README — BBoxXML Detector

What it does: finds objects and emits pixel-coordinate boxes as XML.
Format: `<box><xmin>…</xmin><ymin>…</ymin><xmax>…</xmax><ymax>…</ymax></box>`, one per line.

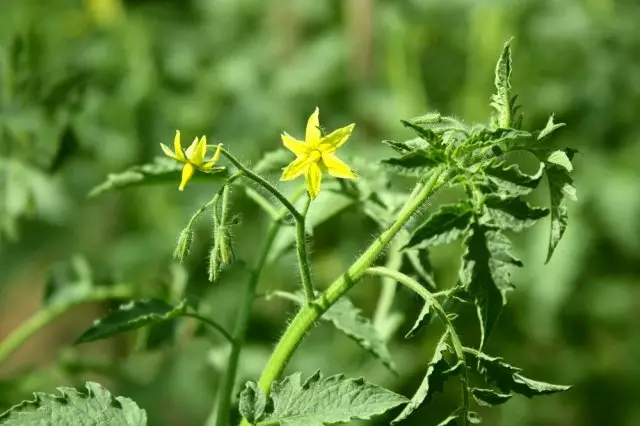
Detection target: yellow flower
<box><xmin>280</xmin><ymin>107</ymin><xmax>356</xmax><ymax>199</ymax></box>
<box><xmin>160</xmin><ymin>131</ymin><xmax>223</xmax><ymax>191</ymax></box>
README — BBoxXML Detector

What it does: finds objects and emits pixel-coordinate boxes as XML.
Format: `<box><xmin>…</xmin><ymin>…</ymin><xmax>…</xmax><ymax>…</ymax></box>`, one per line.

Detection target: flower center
<box><xmin>309</xmin><ymin>150</ymin><xmax>322</xmax><ymax>162</ymax></box>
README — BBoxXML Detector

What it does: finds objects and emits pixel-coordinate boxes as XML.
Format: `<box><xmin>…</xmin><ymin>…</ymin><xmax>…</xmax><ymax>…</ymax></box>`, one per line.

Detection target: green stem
<box><xmin>296</xmin><ymin>196</ymin><xmax>315</xmax><ymax>303</ymax></box>
<box><xmin>372</xmin><ymin>237</ymin><xmax>403</xmax><ymax>340</ymax></box>
<box><xmin>181</xmin><ymin>313</ymin><xmax>234</xmax><ymax>344</ymax></box>
<box><xmin>221</xmin><ymin>148</ymin><xmax>301</xmax><ymax>221</ymax></box>
<box><xmin>365</xmin><ymin>266</ymin><xmax>469</xmax><ymax>426</ymax></box>
<box><xmin>0</xmin><ymin>284</ymin><xmax>134</xmax><ymax>365</ymax></box>
<box><xmin>238</xmin><ymin>167</ymin><xmax>450</xmax><ymax>426</ymax></box>
<box><xmin>210</xmin><ymin>187</ymin><xmax>307</xmax><ymax>426</ymax></box>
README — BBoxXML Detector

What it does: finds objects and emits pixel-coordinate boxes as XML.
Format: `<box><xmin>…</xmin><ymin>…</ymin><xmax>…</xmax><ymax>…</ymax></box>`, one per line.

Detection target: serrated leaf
<box><xmin>490</xmin><ymin>38</ymin><xmax>517</xmax><ymax>129</ymax></box>
<box><xmin>483</xmin><ymin>160</ymin><xmax>543</xmax><ymax>196</ymax></box>
<box><xmin>459</xmin><ymin>226</ymin><xmax>522</xmax><ymax>348</ymax></box>
<box><xmin>401</xmin><ymin>120</ymin><xmax>441</xmax><ymax>143</ymax></box>
<box><xmin>546</xmin><ymin>150</ymin><xmax>573</xmax><ymax>172</ymax></box>
<box><xmin>271</xmin><ymin>293</ymin><xmax>395</xmax><ymax>372</ymax></box>
<box><xmin>544</xmin><ymin>158</ymin><xmax>577</xmax><ymax>263</ymax></box>
<box><xmin>471</xmin><ymin>388</ymin><xmax>512</xmax><ymax>406</ymax></box>
<box><xmin>382</xmin><ymin>139</ymin><xmax>412</xmax><ymax>153</ymax></box>
<box><xmin>239</xmin><ymin>382</ymin><xmax>267</xmax><ymax>424</ymax></box>
<box><xmin>255</xmin><ymin>371</ymin><xmax>407</xmax><ymax>426</ymax></box>
<box><xmin>254</xmin><ymin>148</ymin><xmax>292</xmax><ymax>174</ymax></box>
<box><xmin>381</xmin><ymin>150</ymin><xmax>442</xmax><ymax>176</ymax></box>
<box><xmin>0</xmin><ymin>382</ymin><xmax>146</xmax><ymax>425</ymax></box>
<box><xmin>482</xmin><ymin>195</ymin><xmax>549</xmax><ymax>231</ymax></box>
<box><xmin>89</xmin><ymin>157</ymin><xmax>226</xmax><ymax>197</ymax></box>
<box><xmin>76</xmin><ymin>299</ymin><xmax>188</xmax><ymax>344</ymax></box>
<box><xmin>537</xmin><ymin>114</ymin><xmax>565</xmax><ymax>141</ymax></box>
<box><xmin>465</xmin><ymin>349</ymin><xmax>571</xmax><ymax>398</ymax></box>
<box><xmin>408</xmin><ymin>114</ymin><xmax>468</xmax><ymax>135</ymax></box>
<box><xmin>392</xmin><ymin>333</ymin><xmax>457</xmax><ymax>424</ymax></box>
<box><xmin>404</xmin><ymin>203</ymin><xmax>473</xmax><ymax>249</ymax></box>
<box><xmin>405</xmin><ymin>297</ymin><xmax>434</xmax><ymax>339</ymax></box>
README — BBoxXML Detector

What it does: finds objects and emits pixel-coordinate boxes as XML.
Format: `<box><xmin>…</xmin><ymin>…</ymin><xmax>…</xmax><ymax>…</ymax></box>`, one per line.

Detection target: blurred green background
<box><xmin>1</xmin><ymin>0</ymin><xmax>639</xmax><ymax>425</ymax></box>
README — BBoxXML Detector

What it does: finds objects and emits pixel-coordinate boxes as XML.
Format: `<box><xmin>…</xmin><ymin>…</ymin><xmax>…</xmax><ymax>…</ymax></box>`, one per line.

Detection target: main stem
<box><xmin>239</xmin><ymin>167</ymin><xmax>448</xmax><ymax>425</ymax></box>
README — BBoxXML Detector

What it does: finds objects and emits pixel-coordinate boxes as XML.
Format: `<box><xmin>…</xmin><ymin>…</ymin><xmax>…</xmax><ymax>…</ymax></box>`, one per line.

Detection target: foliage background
<box><xmin>1</xmin><ymin>0</ymin><xmax>639</xmax><ymax>425</ymax></box>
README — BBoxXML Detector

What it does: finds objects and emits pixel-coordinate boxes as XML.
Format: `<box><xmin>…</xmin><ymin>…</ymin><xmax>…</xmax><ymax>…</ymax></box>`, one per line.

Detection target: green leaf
<box><xmin>89</xmin><ymin>157</ymin><xmax>226</xmax><ymax>197</ymax></box>
<box><xmin>271</xmin><ymin>292</ymin><xmax>396</xmax><ymax>372</ymax></box>
<box><xmin>254</xmin><ymin>371</ymin><xmax>407</xmax><ymax>426</ymax></box>
<box><xmin>472</xmin><ymin>388</ymin><xmax>513</xmax><ymax>406</ymax></box>
<box><xmin>459</xmin><ymin>226</ymin><xmax>522</xmax><ymax>348</ymax></box>
<box><xmin>404</xmin><ymin>203</ymin><xmax>473</xmax><ymax>249</ymax></box>
<box><xmin>0</xmin><ymin>382</ymin><xmax>147</xmax><ymax>425</ymax></box>
<box><xmin>382</xmin><ymin>139</ymin><xmax>412</xmax><ymax>153</ymax></box>
<box><xmin>381</xmin><ymin>149</ymin><xmax>443</xmax><ymax>176</ymax></box>
<box><xmin>544</xmin><ymin>157</ymin><xmax>577</xmax><ymax>263</ymax></box>
<box><xmin>76</xmin><ymin>299</ymin><xmax>188</xmax><ymax>344</ymax></box>
<box><xmin>537</xmin><ymin>114</ymin><xmax>565</xmax><ymax>141</ymax></box>
<box><xmin>546</xmin><ymin>150</ymin><xmax>573</xmax><ymax>172</ymax></box>
<box><xmin>483</xmin><ymin>160</ymin><xmax>544</xmax><ymax>196</ymax></box>
<box><xmin>408</xmin><ymin>113</ymin><xmax>468</xmax><ymax>135</ymax></box>
<box><xmin>405</xmin><ymin>297</ymin><xmax>434</xmax><ymax>339</ymax></box>
<box><xmin>392</xmin><ymin>333</ymin><xmax>458</xmax><ymax>424</ymax></box>
<box><xmin>239</xmin><ymin>382</ymin><xmax>267</xmax><ymax>424</ymax></box>
<box><xmin>436</xmin><ymin>412</ymin><xmax>460</xmax><ymax>426</ymax></box>
<box><xmin>490</xmin><ymin>38</ymin><xmax>518</xmax><ymax>129</ymax></box>
<box><xmin>482</xmin><ymin>195</ymin><xmax>549</xmax><ymax>231</ymax></box>
<box><xmin>465</xmin><ymin>349</ymin><xmax>572</xmax><ymax>398</ymax></box>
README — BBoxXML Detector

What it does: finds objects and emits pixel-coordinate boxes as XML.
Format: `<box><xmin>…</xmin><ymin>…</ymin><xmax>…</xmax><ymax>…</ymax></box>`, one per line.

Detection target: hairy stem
<box><xmin>221</xmin><ymin>148</ymin><xmax>301</xmax><ymax>221</ymax></box>
<box><xmin>0</xmin><ymin>284</ymin><xmax>134</xmax><ymax>365</ymax></box>
<box><xmin>296</xmin><ymin>196</ymin><xmax>315</xmax><ymax>303</ymax></box>
<box><xmin>238</xmin><ymin>167</ymin><xmax>450</xmax><ymax>426</ymax></box>
<box><xmin>210</xmin><ymin>187</ymin><xmax>306</xmax><ymax>426</ymax></box>
<box><xmin>365</xmin><ymin>266</ymin><xmax>469</xmax><ymax>426</ymax></box>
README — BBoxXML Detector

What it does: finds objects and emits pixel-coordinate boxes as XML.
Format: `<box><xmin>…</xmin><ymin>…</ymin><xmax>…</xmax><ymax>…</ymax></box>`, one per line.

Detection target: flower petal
<box><xmin>305</xmin><ymin>161</ymin><xmax>322</xmax><ymax>199</ymax></box>
<box><xmin>280</xmin><ymin>155</ymin><xmax>312</xmax><ymax>181</ymax></box>
<box><xmin>305</xmin><ymin>107</ymin><xmax>321</xmax><ymax>146</ymax></box>
<box><xmin>322</xmin><ymin>153</ymin><xmax>357</xmax><ymax>179</ymax></box>
<box><xmin>318</xmin><ymin>123</ymin><xmax>355</xmax><ymax>153</ymax></box>
<box><xmin>203</xmin><ymin>143</ymin><xmax>223</xmax><ymax>169</ymax></box>
<box><xmin>179</xmin><ymin>163</ymin><xmax>195</xmax><ymax>191</ymax></box>
<box><xmin>185</xmin><ymin>136</ymin><xmax>200</xmax><ymax>160</ymax></box>
<box><xmin>191</xmin><ymin>136</ymin><xmax>207</xmax><ymax>165</ymax></box>
<box><xmin>281</xmin><ymin>132</ymin><xmax>308</xmax><ymax>157</ymax></box>
<box><xmin>174</xmin><ymin>131</ymin><xmax>185</xmax><ymax>161</ymax></box>
<box><xmin>160</xmin><ymin>143</ymin><xmax>179</xmax><ymax>161</ymax></box>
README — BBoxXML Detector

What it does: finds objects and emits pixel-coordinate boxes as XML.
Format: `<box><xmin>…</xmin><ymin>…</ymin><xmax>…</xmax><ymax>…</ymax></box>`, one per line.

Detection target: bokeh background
<box><xmin>1</xmin><ymin>0</ymin><xmax>639</xmax><ymax>425</ymax></box>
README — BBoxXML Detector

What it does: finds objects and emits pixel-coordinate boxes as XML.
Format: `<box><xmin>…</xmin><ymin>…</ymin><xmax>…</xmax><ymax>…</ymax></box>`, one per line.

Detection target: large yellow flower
<box><xmin>280</xmin><ymin>107</ymin><xmax>356</xmax><ymax>199</ymax></box>
<box><xmin>161</xmin><ymin>131</ymin><xmax>223</xmax><ymax>191</ymax></box>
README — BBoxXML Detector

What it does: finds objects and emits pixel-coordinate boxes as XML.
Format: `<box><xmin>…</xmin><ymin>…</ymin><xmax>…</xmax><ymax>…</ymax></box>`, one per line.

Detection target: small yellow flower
<box><xmin>280</xmin><ymin>107</ymin><xmax>356</xmax><ymax>199</ymax></box>
<box><xmin>160</xmin><ymin>131</ymin><xmax>223</xmax><ymax>191</ymax></box>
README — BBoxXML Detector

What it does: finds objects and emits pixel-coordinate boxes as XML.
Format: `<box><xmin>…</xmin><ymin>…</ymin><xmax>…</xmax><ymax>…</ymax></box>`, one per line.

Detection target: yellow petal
<box><xmin>174</xmin><ymin>131</ymin><xmax>185</xmax><ymax>161</ymax></box>
<box><xmin>160</xmin><ymin>143</ymin><xmax>179</xmax><ymax>160</ymax></box>
<box><xmin>203</xmin><ymin>143</ymin><xmax>223</xmax><ymax>169</ymax></box>
<box><xmin>190</xmin><ymin>136</ymin><xmax>207</xmax><ymax>165</ymax></box>
<box><xmin>185</xmin><ymin>136</ymin><xmax>200</xmax><ymax>160</ymax></box>
<box><xmin>318</xmin><ymin>123</ymin><xmax>355</xmax><ymax>153</ymax></box>
<box><xmin>305</xmin><ymin>107</ymin><xmax>321</xmax><ymax>146</ymax></box>
<box><xmin>179</xmin><ymin>163</ymin><xmax>195</xmax><ymax>191</ymax></box>
<box><xmin>280</xmin><ymin>155</ymin><xmax>312</xmax><ymax>181</ymax></box>
<box><xmin>322</xmin><ymin>153</ymin><xmax>357</xmax><ymax>179</ymax></box>
<box><xmin>281</xmin><ymin>132</ymin><xmax>308</xmax><ymax>157</ymax></box>
<box><xmin>305</xmin><ymin>161</ymin><xmax>322</xmax><ymax>199</ymax></box>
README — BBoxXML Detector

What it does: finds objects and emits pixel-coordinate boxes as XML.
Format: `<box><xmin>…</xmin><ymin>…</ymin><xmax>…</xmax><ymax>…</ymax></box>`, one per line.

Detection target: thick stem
<box><xmin>365</xmin><ymin>267</ymin><xmax>469</xmax><ymax>426</ymax></box>
<box><xmin>239</xmin><ymin>167</ymin><xmax>449</xmax><ymax>426</ymax></box>
<box><xmin>0</xmin><ymin>284</ymin><xmax>134</xmax><ymax>365</ymax></box>
<box><xmin>296</xmin><ymin>196</ymin><xmax>315</xmax><ymax>302</ymax></box>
